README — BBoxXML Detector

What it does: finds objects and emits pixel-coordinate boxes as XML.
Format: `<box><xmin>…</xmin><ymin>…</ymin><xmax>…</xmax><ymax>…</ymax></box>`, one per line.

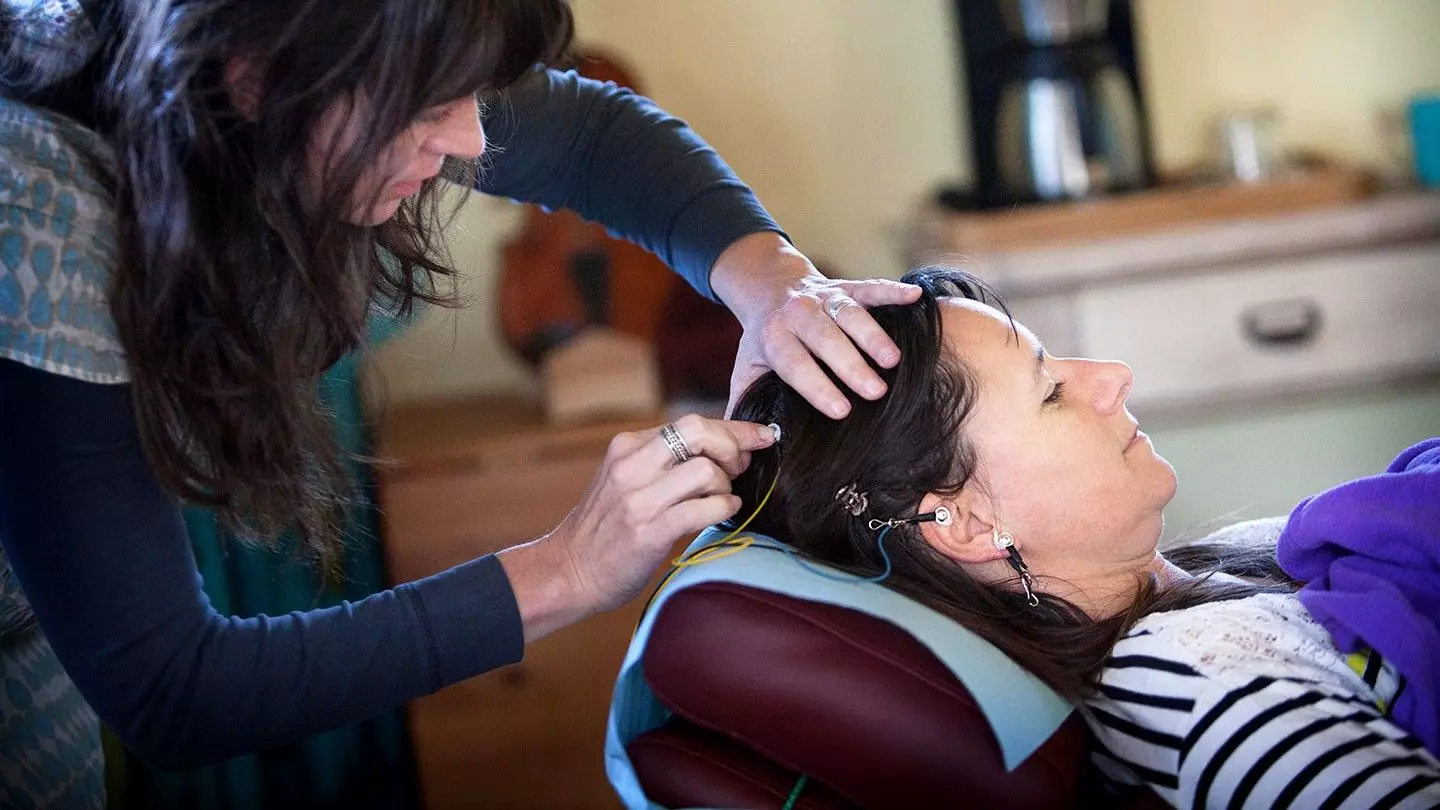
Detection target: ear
<box><xmin>223</xmin><ymin>55</ymin><xmax>263</xmax><ymax>121</ymax></box>
<box><xmin>916</xmin><ymin>490</ymin><xmax>1008</xmax><ymax>566</ymax></box>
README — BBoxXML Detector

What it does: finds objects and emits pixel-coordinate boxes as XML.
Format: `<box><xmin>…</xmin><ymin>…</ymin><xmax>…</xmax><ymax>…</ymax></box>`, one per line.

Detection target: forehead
<box><xmin>936</xmin><ymin>297</ymin><xmax>1046</xmax><ymax>405</ymax></box>
<box><xmin>937</xmin><ymin>298</ymin><xmax>1038</xmax><ymax>356</ymax></box>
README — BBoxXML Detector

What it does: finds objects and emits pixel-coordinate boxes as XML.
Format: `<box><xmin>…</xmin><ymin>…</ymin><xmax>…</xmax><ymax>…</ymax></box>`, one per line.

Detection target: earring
<box><xmin>992</xmin><ymin>528</ymin><xmax>1040</xmax><ymax>607</ymax></box>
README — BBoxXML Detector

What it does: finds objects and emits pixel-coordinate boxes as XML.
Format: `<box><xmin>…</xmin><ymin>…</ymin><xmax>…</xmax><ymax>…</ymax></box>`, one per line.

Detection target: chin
<box><xmin>365</xmin><ymin>200</ymin><xmax>406</xmax><ymax>224</ymax></box>
<box><xmin>1158</xmin><ymin>455</ymin><xmax>1179</xmax><ymax>501</ymax></box>
<box><xmin>1138</xmin><ymin>452</ymin><xmax>1180</xmax><ymax>512</ymax></box>
<box><xmin>351</xmin><ymin>198</ymin><xmax>403</xmax><ymax>227</ymax></box>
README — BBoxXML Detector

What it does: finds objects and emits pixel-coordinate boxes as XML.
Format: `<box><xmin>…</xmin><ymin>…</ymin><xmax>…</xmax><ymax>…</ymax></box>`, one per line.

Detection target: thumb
<box><xmin>718</xmin><ymin>419</ymin><xmax>779</xmax><ymax>453</ymax></box>
<box><xmin>727</xmin><ymin>361</ymin><xmax>764</xmax><ymax>419</ymax></box>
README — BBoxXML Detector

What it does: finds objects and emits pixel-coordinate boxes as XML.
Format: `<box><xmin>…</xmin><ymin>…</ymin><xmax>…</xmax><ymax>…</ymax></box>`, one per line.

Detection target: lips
<box><xmin>1123</xmin><ymin>424</ymin><xmax>1142</xmax><ymax>452</ymax></box>
<box><xmin>388</xmin><ymin>178</ymin><xmax>427</xmax><ymax>199</ymax></box>
<box><xmin>391</xmin><ymin>169</ymin><xmax>441</xmax><ymax>196</ymax></box>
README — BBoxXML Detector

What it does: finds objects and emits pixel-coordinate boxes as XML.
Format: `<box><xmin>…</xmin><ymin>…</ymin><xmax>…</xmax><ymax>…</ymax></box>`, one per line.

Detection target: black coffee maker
<box><xmin>950</xmin><ymin>0</ymin><xmax>1153</xmax><ymax>208</ymax></box>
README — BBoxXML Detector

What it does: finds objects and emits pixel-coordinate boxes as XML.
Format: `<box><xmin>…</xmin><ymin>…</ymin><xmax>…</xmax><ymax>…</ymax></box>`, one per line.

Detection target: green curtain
<box><xmin>107</xmin><ymin>341</ymin><xmax>420</xmax><ymax>810</ymax></box>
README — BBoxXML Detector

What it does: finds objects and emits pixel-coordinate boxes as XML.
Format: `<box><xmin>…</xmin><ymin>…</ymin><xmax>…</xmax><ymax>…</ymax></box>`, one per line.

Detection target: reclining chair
<box><xmin>608</xmin><ymin>520</ymin><xmax>1284</xmax><ymax>809</ymax></box>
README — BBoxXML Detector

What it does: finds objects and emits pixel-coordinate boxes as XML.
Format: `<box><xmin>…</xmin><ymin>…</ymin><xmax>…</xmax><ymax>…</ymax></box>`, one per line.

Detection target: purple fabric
<box><xmin>1276</xmin><ymin>438</ymin><xmax>1440</xmax><ymax>756</ymax></box>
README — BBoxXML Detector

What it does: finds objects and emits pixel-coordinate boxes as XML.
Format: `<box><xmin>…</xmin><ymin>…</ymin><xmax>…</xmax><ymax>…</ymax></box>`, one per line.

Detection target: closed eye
<box><xmin>1044</xmin><ymin>380</ymin><xmax>1065</xmax><ymax>405</ymax></box>
<box><xmin>418</xmin><ymin>105</ymin><xmax>448</xmax><ymax>124</ymax></box>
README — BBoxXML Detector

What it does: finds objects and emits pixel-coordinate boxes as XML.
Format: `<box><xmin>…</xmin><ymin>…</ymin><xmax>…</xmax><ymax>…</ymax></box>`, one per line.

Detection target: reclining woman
<box><xmin>725</xmin><ymin>267</ymin><xmax>1440</xmax><ymax>810</ymax></box>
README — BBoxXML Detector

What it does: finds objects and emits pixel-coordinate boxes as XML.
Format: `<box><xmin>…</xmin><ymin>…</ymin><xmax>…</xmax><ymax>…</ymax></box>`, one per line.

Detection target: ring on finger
<box><xmin>659</xmin><ymin>422</ymin><xmax>693</xmax><ymax>465</ymax></box>
<box><xmin>825</xmin><ymin>297</ymin><xmax>851</xmax><ymax>322</ymax></box>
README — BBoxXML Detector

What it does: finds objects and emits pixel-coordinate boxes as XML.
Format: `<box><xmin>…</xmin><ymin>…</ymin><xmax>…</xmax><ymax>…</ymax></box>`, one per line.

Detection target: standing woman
<box><xmin>0</xmin><ymin>0</ymin><xmax>920</xmax><ymax>806</ymax></box>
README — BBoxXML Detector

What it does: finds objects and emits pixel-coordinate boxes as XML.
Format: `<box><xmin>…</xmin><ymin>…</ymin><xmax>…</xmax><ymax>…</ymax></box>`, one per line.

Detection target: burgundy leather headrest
<box><xmin>630</xmin><ymin>718</ymin><xmax>862</xmax><ymax>810</ymax></box>
<box><xmin>638</xmin><ymin>581</ymin><xmax>1084</xmax><ymax>809</ymax></box>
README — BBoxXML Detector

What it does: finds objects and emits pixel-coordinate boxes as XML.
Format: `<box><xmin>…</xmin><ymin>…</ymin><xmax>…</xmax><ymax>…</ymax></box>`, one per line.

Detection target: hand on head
<box><xmin>710</xmin><ymin>233</ymin><xmax>923</xmax><ymax>420</ymax></box>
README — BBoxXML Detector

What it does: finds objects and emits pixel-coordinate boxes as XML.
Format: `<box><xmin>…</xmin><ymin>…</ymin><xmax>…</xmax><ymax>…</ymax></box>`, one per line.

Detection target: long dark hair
<box><xmin>2</xmin><ymin>0</ymin><xmax>572</xmax><ymax>566</ymax></box>
<box><xmin>730</xmin><ymin>267</ymin><xmax>1293</xmax><ymax>701</ymax></box>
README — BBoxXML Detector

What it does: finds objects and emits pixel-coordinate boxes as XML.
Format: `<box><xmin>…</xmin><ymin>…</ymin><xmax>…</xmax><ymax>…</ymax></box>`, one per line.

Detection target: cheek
<box><xmin>349</xmin><ymin>137</ymin><xmax>418</xmax><ymax>224</ymax></box>
<box><xmin>365</xmin><ymin>139</ymin><xmax>409</xmax><ymax>188</ymax></box>
<box><xmin>968</xmin><ymin>415</ymin><xmax>1063</xmax><ymax>506</ymax></box>
<box><xmin>972</xmin><ymin>417</ymin><xmax>1133</xmax><ymax>532</ymax></box>
<box><xmin>304</xmin><ymin>114</ymin><xmax>341</xmax><ymax>195</ymax></box>
<box><xmin>387</xmin><ymin>127</ymin><xmax>427</xmax><ymax>172</ymax></box>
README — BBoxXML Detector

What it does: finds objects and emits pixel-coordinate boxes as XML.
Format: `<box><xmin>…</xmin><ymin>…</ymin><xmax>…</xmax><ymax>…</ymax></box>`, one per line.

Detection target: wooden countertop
<box><xmin>912</xmin><ymin>190</ymin><xmax>1440</xmax><ymax>297</ymax></box>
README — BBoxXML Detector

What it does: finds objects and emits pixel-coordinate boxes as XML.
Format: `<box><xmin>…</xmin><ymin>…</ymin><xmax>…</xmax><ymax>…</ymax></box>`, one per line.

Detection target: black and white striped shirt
<box><xmin>1083</xmin><ymin>593</ymin><xmax>1439</xmax><ymax>809</ymax></box>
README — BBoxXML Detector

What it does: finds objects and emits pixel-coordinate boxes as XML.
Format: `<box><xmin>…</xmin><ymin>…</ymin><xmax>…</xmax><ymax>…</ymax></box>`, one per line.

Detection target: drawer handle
<box><xmin>1241</xmin><ymin>299</ymin><xmax>1322</xmax><ymax>347</ymax></box>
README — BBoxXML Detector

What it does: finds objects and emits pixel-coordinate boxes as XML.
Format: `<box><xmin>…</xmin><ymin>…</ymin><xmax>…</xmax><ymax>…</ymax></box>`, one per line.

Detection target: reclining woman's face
<box><xmin>919</xmin><ymin>299</ymin><xmax>1179</xmax><ymax>607</ymax></box>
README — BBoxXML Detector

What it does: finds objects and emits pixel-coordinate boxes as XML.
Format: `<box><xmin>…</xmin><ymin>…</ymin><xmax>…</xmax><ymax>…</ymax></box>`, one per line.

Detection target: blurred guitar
<box><xmin>497</xmin><ymin>49</ymin><xmax>741</xmax><ymax>398</ymax></box>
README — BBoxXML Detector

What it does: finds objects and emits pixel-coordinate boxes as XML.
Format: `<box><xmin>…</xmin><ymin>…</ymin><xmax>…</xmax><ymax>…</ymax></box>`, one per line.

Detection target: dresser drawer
<box><xmin>1073</xmin><ymin>243</ymin><xmax>1440</xmax><ymax>412</ymax></box>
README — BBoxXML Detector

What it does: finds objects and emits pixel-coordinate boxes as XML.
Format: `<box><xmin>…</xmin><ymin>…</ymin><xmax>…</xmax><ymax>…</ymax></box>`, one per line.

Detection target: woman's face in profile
<box><xmin>306</xmin><ymin>93</ymin><xmax>485</xmax><ymax>226</ymax></box>
<box><xmin>938</xmin><ymin>298</ymin><xmax>1177</xmax><ymax>564</ymax></box>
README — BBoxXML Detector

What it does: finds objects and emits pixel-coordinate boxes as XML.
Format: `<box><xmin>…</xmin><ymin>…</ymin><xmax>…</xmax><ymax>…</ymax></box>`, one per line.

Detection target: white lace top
<box><xmin>1083</xmin><ymin>592</ymin><xmax>1438</xmax><ymax>809</ymax></box>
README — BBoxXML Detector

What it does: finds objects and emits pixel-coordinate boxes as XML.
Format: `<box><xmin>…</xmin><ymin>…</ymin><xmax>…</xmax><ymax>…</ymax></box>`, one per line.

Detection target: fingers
<box><xmin>643</xmin><ymin>456</ymin><xmax>733</xmax><ymax>517</ymax></box>
<box><xmin>620</xmin><ymin>456</ymin><xmax>739</xmax><ymax>549</ymax></box>
<box><xmin>617</xmin><ymin>415</ymin><xmax>776</xmax><ymax>482</ymax></box>
<box><xmin>828</xmin><ymin>296</ymin><xmax>901</xmax><ymax>369</ymax></box>
<box><xmin>837</xmin><ymin>280</ymin><xmax>921</xmax><ymax>371</ymax></box>
<box><xmin>763</xmin><ymin>327</ymin><xmax>852</xmax><ymax>418</ymax></box>
<box><xmin>662</xmin><ymin>493</ymin><xmax>743</xmax><ymax>538</ymax></box>
<box><xmin>759</xmin><ymin>280</ymin><xmax>919</xmax><ymax>416</ymax></box>
<box><xmin>790</xmin><ymin>298</ymin><xmax>889</xmax><ymax>403</ymax></box>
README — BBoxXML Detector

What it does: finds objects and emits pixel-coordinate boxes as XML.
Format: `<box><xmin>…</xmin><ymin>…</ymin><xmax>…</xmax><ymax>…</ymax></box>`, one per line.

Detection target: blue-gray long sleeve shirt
<box><xmin>0</xmin><ymin>68</ymin><xmax>780</xmax><ymax>769</ymax></box>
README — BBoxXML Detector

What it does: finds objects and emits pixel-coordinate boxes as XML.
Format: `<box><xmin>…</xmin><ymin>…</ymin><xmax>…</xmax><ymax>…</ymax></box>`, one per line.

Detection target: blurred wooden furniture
<box><xmin>916</xmin><ymin>166</ymin><xmax>1375</xmax><ymax>254</ymax></box>
<box><xmin>375</xmin><ymin>396</ymin><xmax>665</xmax><ymax>809</ymax></box>
<box><xmin>541</xmin><ymin>327</ymin><xmax>663</xmax><ymax>425</ymax></box>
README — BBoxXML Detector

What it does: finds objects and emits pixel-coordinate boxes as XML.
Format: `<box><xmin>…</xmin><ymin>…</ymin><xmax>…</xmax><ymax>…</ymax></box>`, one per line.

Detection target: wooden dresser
<box><xmin>374</xmin><ymin>396</ymin><xmax>669</xmax><ymax>809</ymax></box>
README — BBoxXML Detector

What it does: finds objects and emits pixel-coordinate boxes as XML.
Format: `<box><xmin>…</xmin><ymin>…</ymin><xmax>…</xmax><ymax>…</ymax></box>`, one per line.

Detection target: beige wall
<box><xmin>364</xmin><ymin>189</ymin><xmax>538</xmax><ymax>406</ymax></box>
<box><xmin>367</xmin><ymin>0</ymin><xmax>1440</xmax><ymax>405</ymax></box>
<box><xmin>566</xmin><ymin>0</ymin><xmax>972</xmax><ymax>280</ymax></box>
<box><xmin>1137</xmin><ymin>0</ymin><xmax>1440</xmax><ymax>176</ymax></box>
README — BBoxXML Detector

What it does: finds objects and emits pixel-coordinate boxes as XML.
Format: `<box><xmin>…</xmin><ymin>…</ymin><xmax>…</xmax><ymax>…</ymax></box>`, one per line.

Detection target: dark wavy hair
<box><xmin>729</xmin><ymin>267</ymin><xmax>1294</xmax><ymax>700</ymax></box>
<box><xmin>1</xmin><ymin>0</ymin><xmax>572</xmax><ymax>567</ymax></box>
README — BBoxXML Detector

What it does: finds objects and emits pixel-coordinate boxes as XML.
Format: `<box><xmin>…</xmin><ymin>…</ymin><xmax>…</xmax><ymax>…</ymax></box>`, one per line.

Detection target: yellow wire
<box><xmin>637</xmin><ymin>472</ymin><xmax>783</xmax><ymax>629</ymax></box>
<box><xmin>670</xmin><ymin>472</ymin><xmax>779</xmax><ymax>567</ymax></box>
<box><xmin>672</xmin><ymin>536</ymin><xmax>754</xmax><ymax>567</ymax></box>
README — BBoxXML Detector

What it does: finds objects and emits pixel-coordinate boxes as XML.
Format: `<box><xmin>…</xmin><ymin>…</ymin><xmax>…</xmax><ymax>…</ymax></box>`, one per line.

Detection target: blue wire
<box><xmin>779</xmin><ymin>525</ymin><xmax>894</xmax><ymax>584</ymax></box>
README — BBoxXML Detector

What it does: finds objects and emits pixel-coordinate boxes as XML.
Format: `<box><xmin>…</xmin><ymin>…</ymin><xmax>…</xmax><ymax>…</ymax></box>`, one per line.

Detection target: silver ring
<box><xmin>825</xmin><ymin>297</ymin><xmax>850</xmax><ymax>322</ymax></box>
<box><xmin>659</xmin><ymin>423</ymin><xmax>693</xmax><ymax>465</ymax></box>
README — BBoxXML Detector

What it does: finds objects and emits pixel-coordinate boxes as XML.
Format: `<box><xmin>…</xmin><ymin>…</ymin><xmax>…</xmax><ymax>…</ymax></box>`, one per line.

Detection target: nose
<box><xmin>428</xmin><ymin>95</ymin><xmax>485</xmax><ymax>160</ymax></box>
<box><xmin>1080</xmin><ymin>359</ymin><xmax>1133</xmax><ymax>415</ymax></box>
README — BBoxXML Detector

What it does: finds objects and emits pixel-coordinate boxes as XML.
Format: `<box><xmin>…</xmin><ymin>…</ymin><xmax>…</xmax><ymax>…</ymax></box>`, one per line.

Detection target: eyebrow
<box><xmin>1033</xmin><ymin>345</ymin><xmax>1046</xmax><ymax>390</ymax></box>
